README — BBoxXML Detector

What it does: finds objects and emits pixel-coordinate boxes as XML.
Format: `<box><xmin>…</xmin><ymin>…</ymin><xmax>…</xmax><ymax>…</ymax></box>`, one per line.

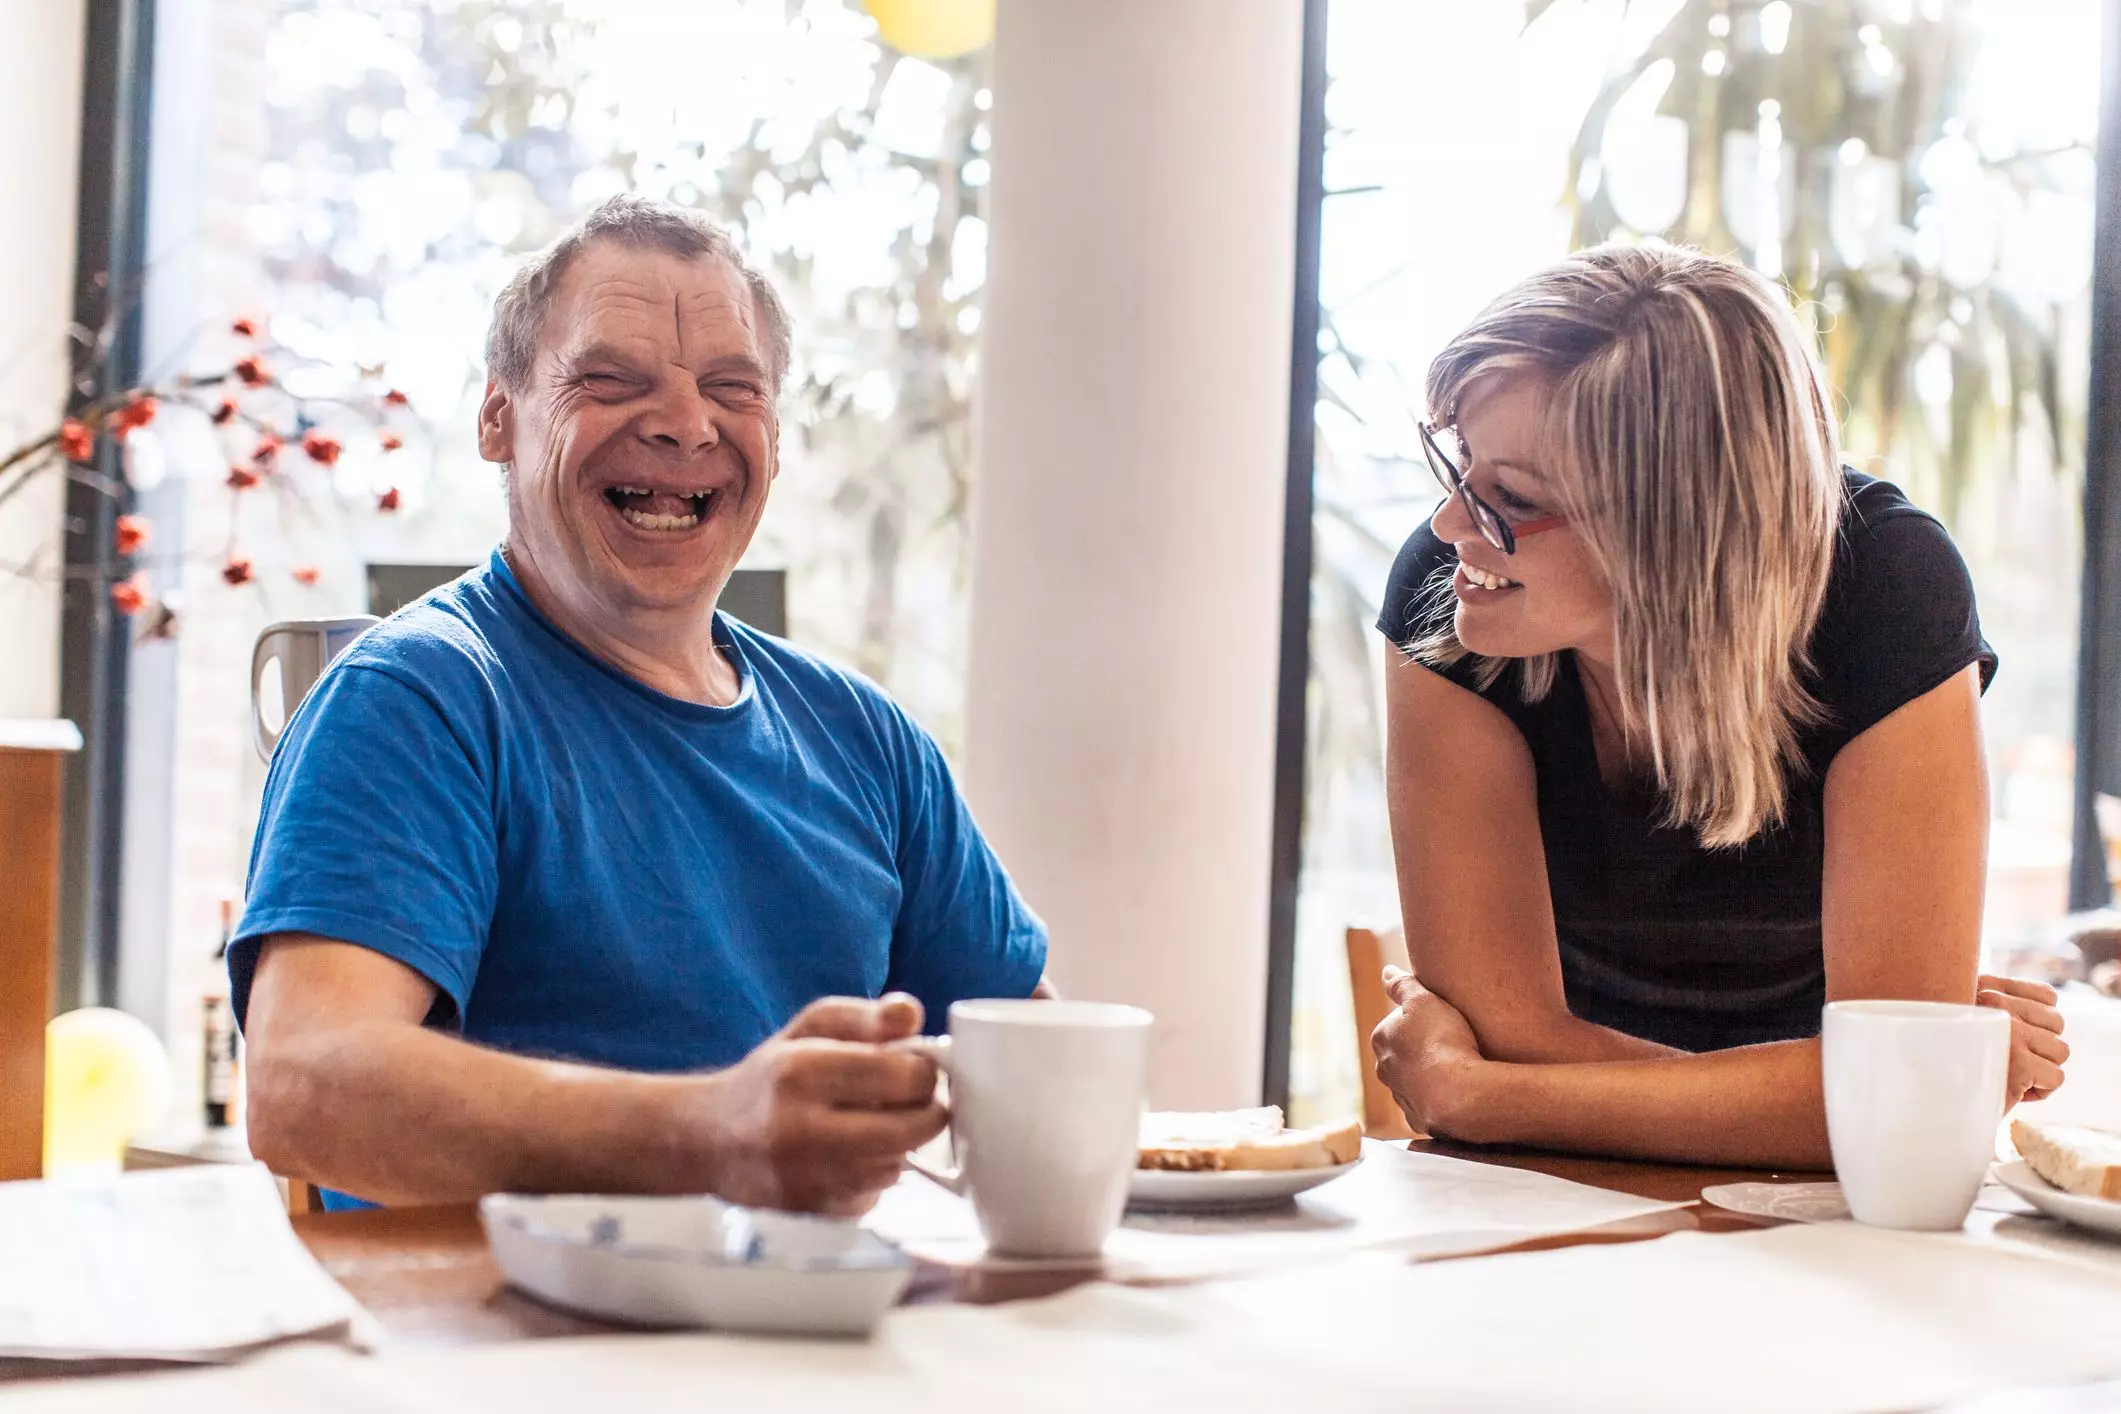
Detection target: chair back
<box><xmin>1344</xmin><ymin>923</ymin><xmax>1417</xmax><ymax>1140</ymax></box>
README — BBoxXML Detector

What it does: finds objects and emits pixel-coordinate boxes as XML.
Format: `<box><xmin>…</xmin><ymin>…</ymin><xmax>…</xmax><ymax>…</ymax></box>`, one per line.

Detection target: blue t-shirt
<box><xmin>233</xmin><ymin>550</ymin><xmax>1045</xmax><ymax>1204</ymax></box>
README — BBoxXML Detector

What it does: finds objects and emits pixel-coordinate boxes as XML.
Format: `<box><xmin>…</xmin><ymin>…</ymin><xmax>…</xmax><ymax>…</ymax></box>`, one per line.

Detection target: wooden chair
<box><xmin>0</xmin><ymin>721</ymin><xmax>81</xmax><ymax>1180</ymax></box>
<box><xmin>1344</xmin><ymin>923</ymin><xmax>1418</xmax><ymax>1140</ymax></box>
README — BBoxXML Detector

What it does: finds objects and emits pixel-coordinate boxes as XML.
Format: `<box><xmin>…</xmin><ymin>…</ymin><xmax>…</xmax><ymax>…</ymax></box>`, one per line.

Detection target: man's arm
<box><xmin>884</xmin><ymin>704</ymin><xmax>1049</xmax><ymax>1009</ymax></box>
<box><xmin>244</xmin><ymin>934</ymin><xmax>947</xmax><ymax>1212</ymax></box>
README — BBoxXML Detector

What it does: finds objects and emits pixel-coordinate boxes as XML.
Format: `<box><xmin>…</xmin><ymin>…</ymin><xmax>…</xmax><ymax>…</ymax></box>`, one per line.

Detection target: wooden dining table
<box><xmin>287</xmin><ymin>1139</ymin><xmax>1789</xmax><ymax>1354</ymax></box>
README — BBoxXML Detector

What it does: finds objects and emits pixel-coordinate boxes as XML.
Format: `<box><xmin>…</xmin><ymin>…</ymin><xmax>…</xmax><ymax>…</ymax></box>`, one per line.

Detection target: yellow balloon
<box><xmin>45</xmin><ymin>1008</ymin><xmax>172</xmax><ymax>1177</ymax></box>
<box><xmin>864</xmin><ymin>0</ymin><xmax>996</xmax><ymax>59</ymax></box>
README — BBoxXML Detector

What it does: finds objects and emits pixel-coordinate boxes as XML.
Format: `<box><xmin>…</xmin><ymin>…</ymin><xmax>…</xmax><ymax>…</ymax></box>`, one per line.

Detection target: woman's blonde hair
<box><xmin>1416</xmin><ymin>243</ymin><xmax>1843</xmax><ymax>848</ymax></box>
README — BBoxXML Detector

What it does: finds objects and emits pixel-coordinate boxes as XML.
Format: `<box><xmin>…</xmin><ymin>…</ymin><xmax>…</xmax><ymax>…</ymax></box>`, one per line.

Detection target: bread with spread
<box><xmin>2012</xmin><ymin>1117</ymin><xmax>2121</xmax><ymax>1200</ymax></box>
<box><xmin>1139</xmin><ymin>1106</ymin><xmax>1362</xmax><ymax>1172</ymax></box>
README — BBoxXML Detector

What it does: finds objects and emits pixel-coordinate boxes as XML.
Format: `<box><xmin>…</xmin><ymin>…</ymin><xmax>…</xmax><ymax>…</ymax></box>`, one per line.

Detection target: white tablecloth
<box><xmin>18</xmin><ymin>1219</ymin><xmax>2121</xmax><ymax>1413</ymax></box>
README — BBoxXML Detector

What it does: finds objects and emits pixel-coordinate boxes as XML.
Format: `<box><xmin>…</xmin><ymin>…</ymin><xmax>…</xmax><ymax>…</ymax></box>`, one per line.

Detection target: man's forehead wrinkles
<box><xmin>546</xmin><ymin>255</ymin><xmax>762</xmax><ymax>373</ymax></box>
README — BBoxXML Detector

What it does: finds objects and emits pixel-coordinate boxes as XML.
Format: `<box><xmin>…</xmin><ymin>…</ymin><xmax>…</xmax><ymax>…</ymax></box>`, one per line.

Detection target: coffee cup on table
<box><xmin>1822</xmin><ymin>1000</ymin><xmax>2010</xmax><ymax>1231</ymax></box>
<box><xmin>901</xmin><ymin>999</ymin><xmax>1152</xmax><ymax>1259</ymax></box>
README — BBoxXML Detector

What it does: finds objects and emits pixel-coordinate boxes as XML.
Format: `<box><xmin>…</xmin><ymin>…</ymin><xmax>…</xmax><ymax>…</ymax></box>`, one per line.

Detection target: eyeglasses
<box><xmin>1419</xmin><ymin>421</ymin><xmax>1568</xmax><ymax>556</ymax></box>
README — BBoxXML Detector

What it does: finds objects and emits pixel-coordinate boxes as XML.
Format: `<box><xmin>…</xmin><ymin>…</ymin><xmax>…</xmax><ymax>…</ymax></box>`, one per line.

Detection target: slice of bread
<box><xmin>2012</xmin><ymin>1118</ymin><xmax>2121</xmax><ymax>1201</ymax></box>
<box><xmin>1138</xmin><ymin>1106</ymin><xmax>1362</xmax><ymax>1173</ymax></box>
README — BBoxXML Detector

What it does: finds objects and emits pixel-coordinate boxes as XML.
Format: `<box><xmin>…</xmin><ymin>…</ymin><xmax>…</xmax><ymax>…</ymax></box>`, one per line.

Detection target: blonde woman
<box><xmin>1371</xmin><ymin>244</ymin><xmax>2067</xmax><ymax>1169</ymax></box>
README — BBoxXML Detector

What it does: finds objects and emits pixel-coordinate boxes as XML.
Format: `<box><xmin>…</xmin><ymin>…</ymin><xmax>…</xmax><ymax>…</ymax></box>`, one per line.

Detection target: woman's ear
<box><xmin>476</xmin><ymin>379</ymin><xmax>513</xmax><ymax>463</ymax></box>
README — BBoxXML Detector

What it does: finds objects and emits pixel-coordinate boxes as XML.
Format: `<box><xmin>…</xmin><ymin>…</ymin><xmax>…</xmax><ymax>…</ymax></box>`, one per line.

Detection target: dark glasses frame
<box><xmin>1419</xmin><ymin>421</ymin><xmax>1567</xmax><ymax>556</ymax></box>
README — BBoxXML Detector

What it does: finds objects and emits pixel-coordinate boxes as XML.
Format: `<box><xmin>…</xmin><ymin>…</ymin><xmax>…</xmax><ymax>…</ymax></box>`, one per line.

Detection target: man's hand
<box><xmin>1976</xmin><ymin>974</ymin><xmax>2069</xmax><ymax>1105</ymax></box>
<box><xmin>1370</xmin><ymin>967</ymin><xmax>1491</xmax><ymax>1141</ymax></box>
<box><xmin>688</xmin><ymin>993</ymin><xmax>947</xmax><ymax>1216</ymax></box>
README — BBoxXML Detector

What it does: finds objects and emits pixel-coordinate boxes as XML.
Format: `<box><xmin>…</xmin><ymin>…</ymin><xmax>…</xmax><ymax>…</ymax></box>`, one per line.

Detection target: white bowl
<box><xmin>479</xmin><ymin>1193</ymin><xmax>913</xmax><ymax>1337</ymax></box>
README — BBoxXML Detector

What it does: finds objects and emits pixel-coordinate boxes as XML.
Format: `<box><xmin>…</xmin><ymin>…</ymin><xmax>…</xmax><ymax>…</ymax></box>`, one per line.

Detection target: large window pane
<box><xmin>1291</xmin><ymin>0</ymin><xmax>2099</xmax><ymax>1126</ymax></box>
<box><xmin>135</xmin><ymin>0</ymin><xmax>989</xmax><ymax>1093</ymax></box>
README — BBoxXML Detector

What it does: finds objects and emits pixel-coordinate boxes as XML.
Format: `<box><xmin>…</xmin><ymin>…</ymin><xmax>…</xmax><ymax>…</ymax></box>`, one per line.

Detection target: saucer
<box><xmin>1993</xmin><ymin>1161</ymin><xmax>2121</xmax><ymax>1240</ymax></box>
<box><xmin>1126</xmin><ymin>1158</ymin><xmax>1361</xmax><ymax>1213</ymax></box>
<box><xmin>480</xmin><ymin>1192</ymin><xmax>912</xmax><ymax>1336</ymax></box>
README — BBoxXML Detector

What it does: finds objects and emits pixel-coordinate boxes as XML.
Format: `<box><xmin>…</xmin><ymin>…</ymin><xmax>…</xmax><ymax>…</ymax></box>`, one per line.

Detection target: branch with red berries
<box><xmin>0</xmin><ymin>316</ymin><xmax>419</xmax><ymax>637</ymax></box>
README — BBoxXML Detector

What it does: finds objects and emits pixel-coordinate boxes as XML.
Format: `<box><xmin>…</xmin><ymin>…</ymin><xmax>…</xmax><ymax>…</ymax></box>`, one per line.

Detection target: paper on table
<box><xmin>1697</xmin><ymin>1174</ymin><xmax>2121</xmax><ymax>1280</ymax></box>
<box><xmin>0</xmin><ymin>1163</ymin><xmax>371</xmax><ymax>1363</ymax></box>
<box><xmin>865</xmin><ymin>1138</ymin><xmax>1690</xmax><ymax>1281</ymax></box>
<box><xmin>1699</xmin><ymin>1177</ymin><xmax>2037</xmax><ymax>1224</ymax></box>
<box><xmin>864</xmin><ymin>1221</ymin><xmax>2121</xmax><ymax>1414</ymax></box>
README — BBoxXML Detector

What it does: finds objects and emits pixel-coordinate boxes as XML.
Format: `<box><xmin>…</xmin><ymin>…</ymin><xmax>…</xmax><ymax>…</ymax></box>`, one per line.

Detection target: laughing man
<box><xmin>233</xmin><ymin>197</ymin><xmax>1047</xmax><ymax>1213</ymax></box>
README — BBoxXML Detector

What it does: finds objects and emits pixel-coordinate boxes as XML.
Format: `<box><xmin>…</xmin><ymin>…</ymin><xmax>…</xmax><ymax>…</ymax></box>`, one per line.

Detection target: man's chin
<box><xmin>584</xmin><ymin>531</ymin><xmax>729</xmax><ymax>611</ymax></box>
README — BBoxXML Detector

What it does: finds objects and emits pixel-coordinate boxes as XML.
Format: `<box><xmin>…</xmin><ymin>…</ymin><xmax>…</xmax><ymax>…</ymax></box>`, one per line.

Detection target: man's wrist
<box><xmin>638</xmin><ymin>1067</ymin><xmax>732</xmax><ymax>1194</ymax></box>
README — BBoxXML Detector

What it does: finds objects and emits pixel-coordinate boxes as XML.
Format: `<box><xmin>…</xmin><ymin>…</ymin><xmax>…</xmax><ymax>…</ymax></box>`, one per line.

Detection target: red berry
<box><xmin>113</xmin><ymin>396</ymin><xmax>157</xmax><ymax>433</ymax></box>
<box><xmin>59</xmin><ymin>419</ymin><xmax>94</xmax><ymax>462</ymax></box>
<box><xmin>114</xmin><ymin>514</ymin><xmax>151</xmax><ymax>555</ymax></box>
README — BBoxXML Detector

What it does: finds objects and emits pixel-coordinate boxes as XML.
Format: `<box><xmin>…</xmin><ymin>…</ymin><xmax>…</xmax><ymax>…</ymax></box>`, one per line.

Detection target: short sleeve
<box><xmin>1376</xmin><ymin>520</ymin><xmax>1459</xmax><ymax>649</ymax></box>
<box><xmin>880</xmin><ymin>710</ymin><xmax>1047</xmax><ymax>1027</ymax></box>
<box><xmin>1817</xmin><ymin>509</ymin><xmax>1998</xmax><ymax>743</ymax></box>
<box><xmin>1374</xmin><ymin>520</ymin><xmax>1516</xmax><ymax>708</ymax></box>
<box><xmin>230</xmin><ymin>663</ymin><xmax>499</xmax><ymax>1029</ymax></box>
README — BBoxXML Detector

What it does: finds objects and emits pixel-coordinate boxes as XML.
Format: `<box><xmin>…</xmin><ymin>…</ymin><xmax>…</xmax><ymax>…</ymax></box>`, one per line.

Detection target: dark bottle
<box><xmin>203</xmin><ymin>901</ymin><xmax>240</xmax><ymax>1130</ymax></box>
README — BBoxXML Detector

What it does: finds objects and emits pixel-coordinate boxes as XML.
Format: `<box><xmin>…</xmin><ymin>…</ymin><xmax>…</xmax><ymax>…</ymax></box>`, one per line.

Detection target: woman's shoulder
<box><xmin>1811</xmin><ymin>470</ymin><xmax>1997</xmax><ymax>743</ymax></box>
<box><xmin>1376</xmin><ymin>518</ymin><xmax>1458</xmax><ymax>647</ymax></box>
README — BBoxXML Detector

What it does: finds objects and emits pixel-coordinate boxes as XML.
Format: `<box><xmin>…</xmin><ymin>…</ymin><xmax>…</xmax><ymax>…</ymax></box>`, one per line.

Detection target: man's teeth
<box><xmin>608</xmin><ymin>485</ymin><xmax>712</xmax><ymax>532</ymax></box>
<box><xmin>1463</xmin><ymin>564</ymin><xmax>1518</xmax><ymax>591</ymax></box>
<box><xmin>619</xmin><ymin>508</ymin><xmax>699</xmax><ymax>531</ymax></box>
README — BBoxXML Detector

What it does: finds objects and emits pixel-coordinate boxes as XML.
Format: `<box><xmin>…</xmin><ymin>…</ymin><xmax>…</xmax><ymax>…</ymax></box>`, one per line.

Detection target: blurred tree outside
<box><xmin>1544</xmin><ymin>0</ymin><xmax>2096</xmax><ymax>944</ymax></box>
<box><xmin>241</xmin><ymin>0</ymin><xmax>991</xmax><ymax>750</ymax></box>
<box><xmin>1290</xmin><ymin>0</ymin><xmax>2099</xmax><ymax>1125</ymax></box>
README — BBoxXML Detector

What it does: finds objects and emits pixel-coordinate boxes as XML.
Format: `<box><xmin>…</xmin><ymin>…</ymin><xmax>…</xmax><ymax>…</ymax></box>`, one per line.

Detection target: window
<box><xmin>127</xmin><ymin>0</ymin><xmax>991</xmax><ymax>1091</ymax></box>
<box><xmin>1289</xmin><ymin>0</ymin><xmax>2102</xmax><ymax>1125</ymax></box>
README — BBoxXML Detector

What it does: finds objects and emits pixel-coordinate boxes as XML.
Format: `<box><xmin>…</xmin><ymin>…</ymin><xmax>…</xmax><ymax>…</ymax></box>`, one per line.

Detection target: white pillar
<box><xmin>966</xmin><ymin>0</ymin><xmax>1304</xmax><ymax>1109</ymax></box>
<box><xmin>0</xmin><ymin>0</ymin><xmax>88</xmax><ymax>721</ymax></box>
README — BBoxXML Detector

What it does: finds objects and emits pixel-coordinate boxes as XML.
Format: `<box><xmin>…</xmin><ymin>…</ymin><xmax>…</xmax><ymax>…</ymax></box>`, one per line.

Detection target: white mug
<box><xmin>1822</xmin><ymin>1000</ymin><xmax>2010</xmax><ymax>1231</ymax></box>
<box><xmin>251</xmin><ymin>617</ymin><xmax>380</xmax><ymax>761</ymax></box>
<box><xmin>904</xmin><ymin>999</ymin><xmax>1151</xmax><ymax>1259</ymax></box>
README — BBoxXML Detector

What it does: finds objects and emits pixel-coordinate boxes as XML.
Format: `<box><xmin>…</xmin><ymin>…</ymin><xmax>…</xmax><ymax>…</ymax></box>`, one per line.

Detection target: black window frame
<box><xmin>56</xmin><ymin>0</ymin><xmax>157</xmax><ymax>1011</ymax></box>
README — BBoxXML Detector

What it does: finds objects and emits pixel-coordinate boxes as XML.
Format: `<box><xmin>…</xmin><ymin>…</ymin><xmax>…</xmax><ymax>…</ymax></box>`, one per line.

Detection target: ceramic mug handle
<box><xmin>250</xmin><ymin>625</ymin><xmax>302</xmax><ymax>761</ymax></box>
<box><xmin>891</xmin><ymin>1035</ymin><xmax>963</xmax><ymax>1194</ymax></box>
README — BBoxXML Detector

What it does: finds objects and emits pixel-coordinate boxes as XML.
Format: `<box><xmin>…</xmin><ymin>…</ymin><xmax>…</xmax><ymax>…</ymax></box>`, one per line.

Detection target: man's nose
<box><xmin>636</xmin><ymin>384</ymin><xmax>721</xmax><ymax>454</ymax></box>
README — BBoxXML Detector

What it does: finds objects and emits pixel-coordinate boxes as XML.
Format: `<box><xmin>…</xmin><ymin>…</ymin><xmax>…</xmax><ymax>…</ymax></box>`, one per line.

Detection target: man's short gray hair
<box><xmin>484</xmin><ymin>195</ymin><xmax>793</xmax><ymax>394</ymax></box>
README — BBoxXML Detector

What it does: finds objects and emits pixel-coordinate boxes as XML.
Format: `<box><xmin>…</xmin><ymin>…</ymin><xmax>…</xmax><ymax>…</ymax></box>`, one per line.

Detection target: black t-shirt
<box><xmin>1375</xmin><ymin>471</ymin><xmax>1997</xmax><ymax>1052</ymax></box>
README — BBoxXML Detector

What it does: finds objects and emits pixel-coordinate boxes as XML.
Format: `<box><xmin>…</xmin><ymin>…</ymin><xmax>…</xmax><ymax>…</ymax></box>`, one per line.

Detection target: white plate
<box><xmin>480</xmin><ymin>1193</ymin><xmax>912</xmax><ymax>1336</ymax></box>
<box><xmin>1994</xmin><ymin>1161</ymin><xmax>2121</xmax><ymax>1239</ymax></box>
<box><xmin>1127</xmin><ymin>1158</ymin><xmax>1361</xmax><ymax>1213</ymax></box>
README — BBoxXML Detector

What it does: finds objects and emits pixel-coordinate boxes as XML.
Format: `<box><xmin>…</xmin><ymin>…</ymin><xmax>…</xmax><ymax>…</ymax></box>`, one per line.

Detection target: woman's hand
<box><xmin>1976</xmin><ymin>974</ymin><xmax>2068</xmax><ymax>1104</ymax></box>
<box><xmin>1370</xmin><ymin>967</ymin><xmax>1491</xmax><ymax>1140</ymax></box>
